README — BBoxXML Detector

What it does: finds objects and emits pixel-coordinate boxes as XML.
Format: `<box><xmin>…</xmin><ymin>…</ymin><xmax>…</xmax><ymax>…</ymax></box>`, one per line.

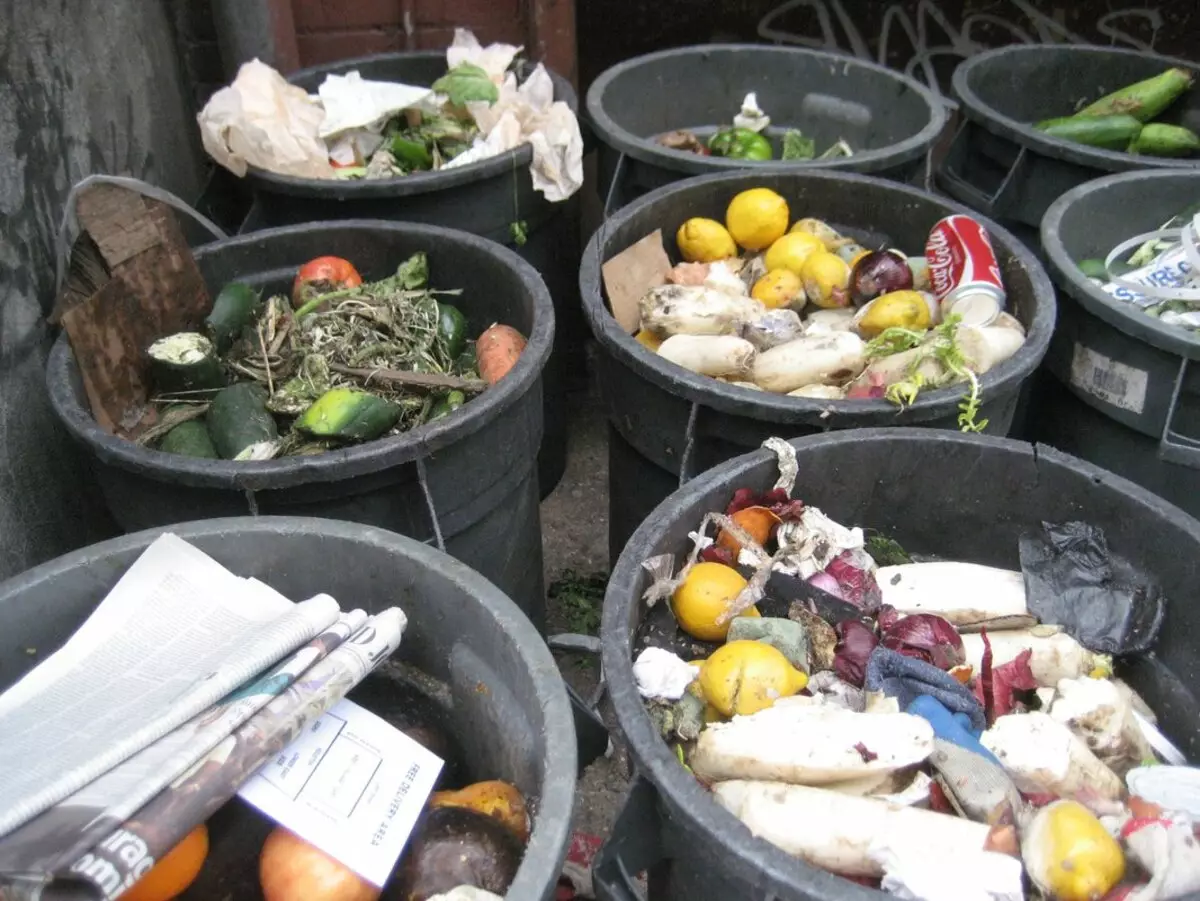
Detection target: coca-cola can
<box><xmin>925</xmin><ymin>214</ymin><xmax>1007</xmax><ymax>327</ymax></box>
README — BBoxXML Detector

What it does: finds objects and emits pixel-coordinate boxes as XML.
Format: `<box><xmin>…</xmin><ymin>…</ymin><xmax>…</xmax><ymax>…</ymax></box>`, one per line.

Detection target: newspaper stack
<box><xmin>0</xmin><ymin>534</ymin><xmax>408</xmax><ymax>901</ymax></box>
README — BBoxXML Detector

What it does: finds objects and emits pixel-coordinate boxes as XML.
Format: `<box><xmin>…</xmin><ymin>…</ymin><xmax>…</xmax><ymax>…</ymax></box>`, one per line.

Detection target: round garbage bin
<box><xmin>586</xmin><ymin>44</ymin><xmax>947</xmax><ymax>213</ymax></box>
<box><xmin>0</xmin><ymin>516</ymin><xmax>576</xmax><ymax>901</ymax></box>
<box><xmin>1037</xmin><ymin>168</ymin><xmax>1200</xmax><ymax>520</ymax></box>
<box><xmin>45</xmin><ymin>221</ymin><xmax>552</xmax><ymax>628</ymax></box>
<box><xmin>579</xmin><ymin>170</ymin><xmax>1055</xmax><ymax>565</ymax></box>
<box><xmin>238</xmin><ymin>51</ymin><xmax>585</xmax><ymax>497</ymax></box>
<box><xmin>937</xmin><ymin>45</ymin><xmax>1200</xmax><ymax>236</ymax></box>
<box><xmin>595</xmin><ymin>429</ymin><xmax>1200</xmax><ymax>901</ymax></box>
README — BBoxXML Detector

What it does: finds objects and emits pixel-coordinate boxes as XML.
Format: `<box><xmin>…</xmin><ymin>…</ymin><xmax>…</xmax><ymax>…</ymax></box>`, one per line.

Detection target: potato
<box><xmin>751</xmin><ymin>332</ymin><xmax>866</xmax><ymax>394</ymax></box>
<box><xmin>658</xmin><ymin>335</ymin><xmax>756</xmax><ymax>378</ymax></box>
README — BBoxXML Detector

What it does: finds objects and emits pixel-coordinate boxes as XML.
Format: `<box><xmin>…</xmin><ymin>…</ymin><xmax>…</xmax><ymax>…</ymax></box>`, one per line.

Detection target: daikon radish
<box><xmin>981</xmin><ymin>712</ymin><xmax>1124</xmax><ymax>805</ymax></box>
<box><xmin>803</xmin><ymin>308</ymin><xmax>857</xmax><ymax>334</ymax></box>
<box><xmin>712</xmin><ymin>780</ymin><xmax>992</xmax><ymax>877</ymax></box>
<box><xmin>658</xmin><ymin>335</ymin><xmax>756</xmax><ymax>378</ymax></box>
<box><xmin>752</xmin><ymin>332</ymin><xmax>866</xmax><ymax>394</ymax></box>
<box><xmin>993</xmin><ymin>312</ymin><xmax>1026</xmax><ymax>337</ymax></box>
<box><xmin>741</xmin><ymin>309</ymin><xmax>804</xmax><ymax>350</ymax></box>
<box><xmin>961</xmin><ymin>629</ymin><xmax>1102</xmax><ymax>686</ymax></box>
<box><xmin>956</xmin><ymin>324</ymin><xmax>1026</xmax><ymax>375</ymax></box>
<box><xmin>640</xmin><ymin>284</ymin><xmax>764</xmax><ymax>337</ymax></box>
<box><xmin>877</xmin><ymin>562</ymin><xmax>1031</xmax><ymax>630</ymax></box>
<box><xmin>788</xmin><ymin>384</ymin><xmax>845</xmax><ymax>400</ymax></box>
<box><xmin>690</xmin><ymin>703</ymin><xmax>933</xmax><ymax>785</ymax></box>
<box><xmin>853</xmin><ymin>344</ymin><xmax>950</xmax><ymax>391</ymax></box>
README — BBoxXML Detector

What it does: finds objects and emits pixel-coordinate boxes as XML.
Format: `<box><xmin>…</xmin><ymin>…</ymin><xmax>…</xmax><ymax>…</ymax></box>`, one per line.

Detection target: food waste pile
<box><xmin>631</xmin><ymin>440</ymin><xmax>1192</xmax><ymax>901</ymax></box>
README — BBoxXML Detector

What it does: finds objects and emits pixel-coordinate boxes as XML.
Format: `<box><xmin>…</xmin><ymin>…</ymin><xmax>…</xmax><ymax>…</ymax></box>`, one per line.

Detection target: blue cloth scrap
<box><xmin>907</xmin><ymin>695</ymin><xmax>1001</xmax><ymax>766</ymax></box>
<box><xmin>864</xmin><ymin>646</ymin><xmax>987</xmax><ymax>732</ymax></box>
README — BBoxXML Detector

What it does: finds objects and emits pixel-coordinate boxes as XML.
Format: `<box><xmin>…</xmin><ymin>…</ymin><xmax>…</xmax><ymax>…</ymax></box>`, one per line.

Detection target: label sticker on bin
<box><xmin>1070</xmin><ymin>344</ymin><xmax>1149</xmax><ymax>415</ymax></box>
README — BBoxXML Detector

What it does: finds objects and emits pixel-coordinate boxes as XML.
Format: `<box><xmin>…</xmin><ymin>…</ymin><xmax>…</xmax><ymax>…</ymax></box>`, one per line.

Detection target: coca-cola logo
<box><xmin>926</xmin><ymin>228</ymin><xmax>957</xmax><ymax>297</ymax></box>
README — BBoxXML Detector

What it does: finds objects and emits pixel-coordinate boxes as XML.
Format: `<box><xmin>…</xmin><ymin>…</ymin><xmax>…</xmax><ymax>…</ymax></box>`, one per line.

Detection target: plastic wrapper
<box><xmin>806</xmin><ymin>671</ymin><xmax>866</xmax><ymax>711</ymax></box>
<box><xmin>1122</xmin><ymin>815</ymin><xmax>1200</xmax><ymax>900</ymax></box>
<box><xmin>870</xmin><ymin>838</ymin><xmax>1025</xmax><ymax>901</ymax></box>
<box><xmin>1019</xmin><ymin>521</ymin><xmax>1166</xmax><ymax>655</ymax></box>
<box><xmin>1126</xmin><ymin>767</ymin><xmax>1200</xmax><ymax>826</ymax></box>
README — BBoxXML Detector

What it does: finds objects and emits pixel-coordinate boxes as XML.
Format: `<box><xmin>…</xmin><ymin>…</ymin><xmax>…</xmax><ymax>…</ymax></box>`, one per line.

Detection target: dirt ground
<box><xmin>539</xmin><ymin>355</ymin><xmax>630</xmax><ymax>843</ymax></box>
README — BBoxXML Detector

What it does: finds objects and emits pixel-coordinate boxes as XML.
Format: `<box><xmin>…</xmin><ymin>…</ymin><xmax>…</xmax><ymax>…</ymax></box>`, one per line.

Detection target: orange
<box><xmin>716</xmin><ymin>506</ymin><xmax>782</xmax><ymax>555</ymax></box>
<box><xmin>122</xmin><ymin>825</ymin><xmax>208</xmax><ymax>901</ymax></box>
<box><xmin>672</xmin><ymin>561</ymin><xmax>759</xmax><ymax>641</ymax></box>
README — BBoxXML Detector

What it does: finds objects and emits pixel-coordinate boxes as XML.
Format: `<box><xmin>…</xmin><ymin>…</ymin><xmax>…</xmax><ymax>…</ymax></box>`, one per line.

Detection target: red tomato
<box><xmin>292</xmin><ymin>256</ymin><xmax>363</xmax><ymax>307</ymax></box>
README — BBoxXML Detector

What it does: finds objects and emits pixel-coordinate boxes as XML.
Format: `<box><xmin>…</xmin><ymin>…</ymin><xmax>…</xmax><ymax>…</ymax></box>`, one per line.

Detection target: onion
<box><xmin>880</xmin><ymin>612</ymin><xmax>965</xmax><ymax>671</ymax></box>
<box><xmin>849</xmin><ymin>251</ymin><xmax>914</xmax><ymax>307</ymax></box>
<box><xmin>834</xmin><ymin>620</ymin><xmax>879</xmax><ymax>687</ymax></box>
<box><xmin>260</xmin><ymin>827</ymin><xmax>380</xmax><ymax>901</ymax></box>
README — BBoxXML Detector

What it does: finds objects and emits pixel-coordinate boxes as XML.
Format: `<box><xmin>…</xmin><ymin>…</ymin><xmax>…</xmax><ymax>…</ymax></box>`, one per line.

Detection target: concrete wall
<box><xmin>0</xmin><ymin>0</ymin><xmax>206</xmax><ymax>580</ymax></box>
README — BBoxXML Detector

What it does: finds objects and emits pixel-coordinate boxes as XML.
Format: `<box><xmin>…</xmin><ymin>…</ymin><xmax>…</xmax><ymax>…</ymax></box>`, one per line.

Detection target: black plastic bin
<box><xmin>238</xmin><ymin>51</ymin><xmax>583</xmax><ymax>496</ymax></box>
<box><xmin>937</xmin><ymin>45</ymin><xmax>1200</xmax><ymax>237</ymax></box>
<box><xmin>46</xmin><ymin>221</ymin><xmax>552</xmax><ymax>628</ymax></box>
<box><xmin>594</xmin><ymin>429</ymin><xmax>1200</xmax><ymax>901</ymax></box>
<box><xmin>0</xmin><ymin>517</ymin><xmax>576</xmax><ymax>900</ymax></box>
<box><xmin>586</xmin><ymin>44</ymin><xmax>947</xmax><ymax>213</ymax></box>
<box><xmin>579</xmin><ymin>170</ymin><xmax>1055</xmax><ymax>566</ymax></box>
<box><xmin>1036</xmin><ymin>169</ymin><xmax>1200</xmax><ymax>520</ymax></box>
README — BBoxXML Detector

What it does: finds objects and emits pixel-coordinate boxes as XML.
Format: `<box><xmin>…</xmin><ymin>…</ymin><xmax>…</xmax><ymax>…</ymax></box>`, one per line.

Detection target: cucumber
<box><xmin>1077</xmin><ymin>259</ymin><xmax>1109</xmax><ymax>280</ymax></box>
<box><xmin>455</xmin><ymin>343</ymin><xmax>478</xmax><ymax>376</ymax></box>
<box><xmin>1079</xmin><ymin>67</ymin><xmax>1194</xmax><ymax>122</ymax></box>
<box><xmin>437</xmin><ymin>303</ymin><xmax>468</xmax><ymax>359</ymax></box>
<box><xmin>429</xmin><ymin>390</ymin><xmax>466</xmax><ymax>422</ymax></box>
<box><xmin>147</xmin><ymin>332</ymin><xmax>225</xmax><ymax>396</ymax></box>
<box><xmin>158</xmin><ymin>420</ymin><xmax>218</xmax><ymax>458</ymax></box>
<box><xmin>206</xmin><ymin>382</ymin><xmax>279</xmax><ymax>459</ymax></box>
<box><xmin>205</xmin><ymin>282</ymin><xmax>263</xmax><ymax>353</ymax></box>
<box><xmin>1034</xmin><ymin>113</ymin><xmax>1143</xmax><ymax>150</ymax></box>
<box><xmin>1129</xmin><ymin>123</ymin><xmax>1200</xmax><ymax>158</ymax></box>
<box><xmin>295</xmin><ymin>389</ymin><xmax>402</xmax><ymax>441</ymax></box>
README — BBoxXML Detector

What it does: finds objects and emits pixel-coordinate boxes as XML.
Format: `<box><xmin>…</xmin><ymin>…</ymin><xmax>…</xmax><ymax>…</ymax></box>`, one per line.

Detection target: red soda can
<box><xmin>925</xmin><ymin>214</ymin><xmax>1007</xmax><ymax>327</ymax></box>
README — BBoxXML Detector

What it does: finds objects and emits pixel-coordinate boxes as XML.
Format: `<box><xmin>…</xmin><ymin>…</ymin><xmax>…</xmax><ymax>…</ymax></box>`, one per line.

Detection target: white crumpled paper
<box><xmin>633</xmin><ymin>647</ymin><xmax>700</xmax><ymax>701</ymax></box>
<box><xmin>317</xmin><ymin>71</ymin><xmax>432</xmax><ymax>166</ymax></box>
<box><xmin>442</xmin><ymin>29</ymin><xmax>584</xmax><ymax>202</ymax></box>
<box><xmin>871</xmin><ymin>839</ymin><xmax>1025</xmax><ymax>901</ymax></box>
<box><xmin>198</xmin><ymin>60</ymin><xmax>334</xmax><ymax>179</ymax></box>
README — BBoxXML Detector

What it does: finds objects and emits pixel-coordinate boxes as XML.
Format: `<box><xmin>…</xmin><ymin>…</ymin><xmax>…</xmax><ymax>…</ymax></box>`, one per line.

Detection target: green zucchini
<box><xmin>295</xmin><ymin>389</ymin><xmax>402</xmax><ymax>441</ymax></box>
<box><xmin>206</xmin><ymin>382</ymin><xmax>279</xmax><ymax>459</ymax></box>
<box><xmin>1128</xmin><ymin>123</ymin><xmax>1200</xmax><ymax>157</ymax></box>
<box><xmin>429</xmin><ymin>390</ymin><xmax>466</xmax><ymax>422</ymax></box>
<box><xmin>437</xmin><ymin>303</ymin><xmax>468</xmax><ymax>359</ymax></box>
<box><xmin>1034</xmin><ymin>113</ymin><xmax>1143</xmax><ymax>150</ymax></box>
<box><xmin>147</xmin><ymin>333</ymin><xmax>225</xmax><ymax>396</ymax></box>
<box><xmin>158</xmin><ymin>420</ymin><xmax>218</xmax><ymax>458</ymax></box>
<box><xmin>205</xmin><ymin>282</ymin><xmax>263</xmax><ymax>353</ymax></box>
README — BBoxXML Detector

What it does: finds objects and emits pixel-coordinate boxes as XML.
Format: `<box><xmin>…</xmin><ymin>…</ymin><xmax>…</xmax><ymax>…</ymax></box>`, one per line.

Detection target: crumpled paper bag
<box><xmin>197</xmin><ymin>59</ymin><xmax>334</xmax><ymax>179</ymax></box>
<box><xmin>442</xmin><ymin>29</ymin><xmax>584</xmax><ymax>202</ymax></box>
<box><xmin>318</xmin><ymin>71</ymin><xmax>432</xmax><ymax>166</ymax></box>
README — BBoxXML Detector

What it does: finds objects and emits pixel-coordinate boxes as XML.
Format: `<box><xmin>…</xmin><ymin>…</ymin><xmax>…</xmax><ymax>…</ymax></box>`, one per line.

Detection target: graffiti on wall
<box><xmin>758</xmin><ymin>0</ymin><xmax>1167</xmax><ymax>98</ymax></box>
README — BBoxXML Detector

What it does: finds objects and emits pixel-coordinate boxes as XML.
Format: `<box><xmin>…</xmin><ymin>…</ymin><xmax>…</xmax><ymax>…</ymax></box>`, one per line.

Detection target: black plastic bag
<box><xmin>1019</xmin><ymin>521</ymin><xmax>1166</xmax><ymax>655</ymax></box>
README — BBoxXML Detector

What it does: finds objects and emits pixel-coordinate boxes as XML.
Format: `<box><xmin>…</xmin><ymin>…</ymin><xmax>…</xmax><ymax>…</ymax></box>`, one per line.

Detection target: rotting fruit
<box><xmin>672</xmin><ymin>562</ymin><xmax>759</xmax><ymax>641</ymax></box>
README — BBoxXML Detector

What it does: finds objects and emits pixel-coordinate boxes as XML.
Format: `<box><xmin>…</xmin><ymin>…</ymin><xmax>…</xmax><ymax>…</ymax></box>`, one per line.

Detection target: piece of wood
<box><xmin>330</xmin><ymin>364</ymin><xmax>487</xmax><ymax>394</ymax></box>
<box><xmin>602</xmin><ymin>229</ymin><xmax>672</xmax><ymax>334</ymax></box>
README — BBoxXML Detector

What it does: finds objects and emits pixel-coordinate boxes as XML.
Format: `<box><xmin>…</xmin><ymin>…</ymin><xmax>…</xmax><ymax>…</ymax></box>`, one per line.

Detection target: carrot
<box><xmin>476</xmin><ymin>324</ymin><xmax>527</xmax><ymax>385</ymax></box>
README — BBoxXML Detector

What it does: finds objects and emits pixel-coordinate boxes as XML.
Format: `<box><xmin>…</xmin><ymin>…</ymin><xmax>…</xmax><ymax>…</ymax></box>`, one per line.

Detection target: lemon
<box><xmin>751</xmin><ymin>269</ymin><xmax>805</xmax><ymax>310</ymax></box>
<box><xmin>790</xmin><ymin>217</ymin><xmax>845</xmax><ymax>251</ymax></box>
<box><xmin>677</xmin><ymin>218</ymin><xmax>737</xmax><ymax>263</ymax></box>
<box><xmin>726</xmin><ymin>188</ymin><xmax>790</xmax><ymax>252</ymax></box>
<box><xmin>800</xmin><ymin>251</ymin><xmax>851</xmax><ymax>309</ymax></box>
<box><xmin>699</xmin><ymin>640</ymin><xmax>808</xmax><ymax>717</ymax></box>
<box><xmin>672</xmin><ymin>562</ymin><xmax>759</xmax><ymax>642</ymax></box>
<box><xmin>763</xmin><ymin>232</ymin><xmax>824</xmax><ymax>275</ymax></box>
<box><xmin>1025</xmin><ymin>800</ymin><xmax>1124</xmax><ymax>901</ymax></box>
<box><xmin>635</xmin><ymin>329</ymin><xmax>663</xmax><ymax>351</ymax></box>
<box><xmin>856</xmin><ymin>290</ymin><xmax>933</xmax><ymax>337</ymax></box>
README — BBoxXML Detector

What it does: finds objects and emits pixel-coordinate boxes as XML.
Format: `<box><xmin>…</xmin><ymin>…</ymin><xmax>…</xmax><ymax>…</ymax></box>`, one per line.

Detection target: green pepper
<box><xmin>707</xmin><ymin>127</ymin><xmax>774</xmax><ymax>161</ymax></box>
<box><xmin>436</xmin><ymin>303</ymin><xmax>467</xmax><ymax>359</ymax></box>
<box><xmin>390</xmin><ymin>135</ymin><xmax>433</xmax><ymax>170</ymax></box>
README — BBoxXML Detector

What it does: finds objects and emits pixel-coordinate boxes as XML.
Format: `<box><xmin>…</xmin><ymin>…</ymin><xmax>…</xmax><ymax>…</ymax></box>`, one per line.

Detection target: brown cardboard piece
<box><xmin>58</xmin><ymin>184</ymin><xmax>212</xmax><ymax>435</ymax></box>
<box><xmin>601</xmin><ymin>229</ymin><xmax>672</xmax><ymax>334</ymax></box>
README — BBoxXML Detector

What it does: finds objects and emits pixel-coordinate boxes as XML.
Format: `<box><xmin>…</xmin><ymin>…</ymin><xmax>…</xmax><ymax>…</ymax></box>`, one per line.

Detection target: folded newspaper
<box><xmin>0</xmin><ymin>534</ymin><xmax>409</xmax><ymax>900</ymax></box>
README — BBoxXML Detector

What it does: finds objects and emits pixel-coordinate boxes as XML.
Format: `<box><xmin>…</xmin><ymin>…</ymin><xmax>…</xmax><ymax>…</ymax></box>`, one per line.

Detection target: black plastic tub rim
<box><xmin>953</xmin><ymin>44</ymin><xmax>1200</xmax><ymax>173</ymax></box>
<box><xmin>45</xmin><ymin>220</ymin><xmax>555</xmax><ymax>491</ymax></box>
<box><xmin>600</xmin><ymin>427</ymin><xmax>1200</xmax><ymax>901</ymax></box>
<box><xmin>586</xmin><ymin>44</ymin><xmax>948</xmax><ymax>178</ymax></box>
<box><xmin>0</xmin><ymin>514</ymin><xmax>576</xmax><ymax>901</ymax></box>
<box><xmin>244</xmin><ymin>51</ymin><xmax>577</xmax><ymax>199</ymax></box>
<box><xmin>1042</xmin><ymin>168</ymin><xmax>1200</xmax><ymax>360</ymax></box>
<box><xmin>579</xmin><ymin>169</ymin><xmax>1056</xmax><ymax>426</ymax></box>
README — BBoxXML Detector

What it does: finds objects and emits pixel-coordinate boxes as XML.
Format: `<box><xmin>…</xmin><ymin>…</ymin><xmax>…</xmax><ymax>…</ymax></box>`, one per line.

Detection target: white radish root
<box><xmin>752</xmin><ymin>332</ymin><xmax>866</xmax><ymax>394</ymax></box>
<box><xmin>658</xmin><ymin>335</ymin><xmax>756</xmax><ymax>378</ymax></box>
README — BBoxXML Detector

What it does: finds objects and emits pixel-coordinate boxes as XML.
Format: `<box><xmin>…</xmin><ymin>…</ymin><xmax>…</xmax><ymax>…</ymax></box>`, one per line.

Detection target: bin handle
<box><xmin>603</xmin><ymin>152</ymin><xmax>630</xmax><ymax>219</ymax></box>
<box><xmin>1159</xmin><ymin>357</ymin><xmax>1200</xmax><ymax>468</ymax></box>
<box><xmin>936</xmin><ymin>121</ymin><xmax>1028</xmax><ymax>219</ymax></box>
<box><xmin>593</xmin><ymin>777</ymin><xmax>664</xmax><ymax>901</ymax></box>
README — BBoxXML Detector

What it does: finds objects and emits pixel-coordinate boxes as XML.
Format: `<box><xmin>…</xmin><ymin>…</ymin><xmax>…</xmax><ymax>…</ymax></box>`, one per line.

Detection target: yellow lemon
<box><xmin>789</xmin><ymin>217</ymin><xmax>846</xmax><ymax>251</ymax></box>
<box><xmin>763</xmin><ymin>232</ymin><xmax>824</xmax><ymax>275</ymax></box>
<box><xmin>725</xmin><ymin>188</ymin><xmax>790</xmax><ymax>252</ymax></box>
<box><xmin>1025</xmin><ymin>800</ymin><xmax>1124</xmax><ymax>901</ymax></box>
<box><xmin>699</xmin><ymin>640</ymin><xmax>808</xmax><ymax>717</ymax></box>
<box><xmin>856</xmin><ymin>290</ymin><xmax>933</xmax><ymax>337</ymax></box>
<box><xmin>672</xmin><ymin>562</ymin><xmax>759</xmax><ymax>642</ymax></box>
<box><xmin>677</xmin><ymin>218</ymin><xmax>737</xmax><ymax>263</ymax></box>
<box><xmin>800</xmin><ymin>251</ymin><xmax>852</xmax><ymax>309</ymax></box>
<box><xmin>635</xmin><ymin>329</ymin><xmax>663</xmax><ymax>351</ymax></box>
<box><xmin>751</xmin><ymin>269</ymin><xmax>805</xmax><ymax>310</ymax></box>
